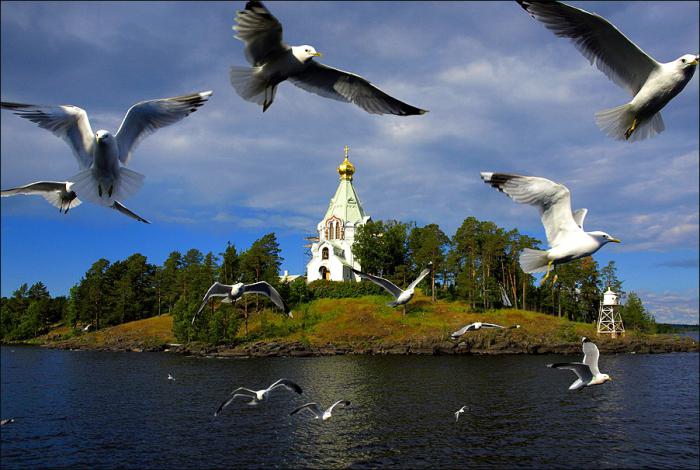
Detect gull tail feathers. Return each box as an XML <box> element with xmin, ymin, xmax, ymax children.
<box><xmin>519</xmin><ymin>248</ymin><xmax>550</xmax><ymax>274</ymax></box>
<box><xmin>69</xmin><ymin>169</ymin><xmax>107</xmax><ymax>206</ymax></box>
<box><xmin>230</xmin><ymin>66</ymin><xmax>268</xmax><ymax>106</ymax></box>
<box><xmin>112</xmin><ymin>168</ymin><xmax>145</xmax><ymax>202</ymax></box>
<box><xmin>42</xmin><ymin>192</ymin><xmax>82</xmax><ymax>211</ymax></box>
<box><xmin>595</xmin><ymin>104</ymin><xmax>665</xmax><ymax>142</ymax></box>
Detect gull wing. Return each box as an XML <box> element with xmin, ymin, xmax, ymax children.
<box><xmin>327</xmin><ymin>400</ymin><xmax>351</xmax><ymax>414</ymax></box>
<box><xmin>451</xmin><ymin>322</ymin><xmax>478</xmax><ymax>338</ymax></box>
<box><xmin>582</xmin><ymin>339</ymin><xmax>601</xmax><ymax>376</ymax></box>
<box><xmin>572</xmin><ymin>208</ymin><xmax>588</xmax><ymax>229</ymax></box>
<box><xmin>1</xmin><ymin>102</ymin><xmax>93</xmax><ymax>169</ymax></box>
<box><xmin>547</xmin><ymin>362</ymin><xmax>593</xmax><ymax>383</ymax></box>
<box><xmin>499</xmin><ymin>284</ymin><xmax>513</xmax><ymax>307</ymax></box>
<box><xmin>1</xmin><ymin>181</ymin><xmax>81</xmax><ymax>211</ymax></box>
<box><xmin>267</xmin><ymin>378</ymin><xmax>303</xmax><ymax>395</ymax></box>
<box><xmin>233</xmin><ymin>0</ymin><xmax>286</xmax><ymax>66</ymax></box>
<box><xmin>480</xmin><ymin>172</ymin><xmax>580</xmax><ymax>247</ymax></box>
<box><xmin>479</xmin><ymin>323</ymin><xmax>506</xmax><ymax>329</ymax></box>
<box><xmin>115</xmin><ymin>91</ymin><xmax>212</xmax><ymax>165</ymax></box>
<box><xmin>407</xmin><ymin>267</ymin><xmax>431</xmax><ymax>291</ymax></box>
<box><xmin>242</xmin><ymin>281</ymin><xmax>291</xmax><ymax>316</ymax></box>
<box><xmin>516</xmin><ymin>0</ymin><xmax>659</xmax><ymax>96</ymax></box>
<box><xmin>214</xmin><ymin>388</ymin><xmax>257</xmax><ymax>416</ymax></box>
<box><xmin>289</xmin><ymin>61</ymin><xmax>427</xmax><ymax>116</ymax></box>
<box><xmin>290</xmin><ymin>402</ymin><xmax>322</xmax><ymax>418</ymax></box>
<box><xmin>351</xmin><ymin>268</ymin><xmax>403</xmax><ymax>299</ymax></box>
<box><xmin>111</xmin><ymin>201</ymin><xmax>150</xmax><ymax>224</ymax></box>
<box><xmin>194</xmin><ymin>282</ymin><xmax>233</xmax><ymax>321</ymax></box>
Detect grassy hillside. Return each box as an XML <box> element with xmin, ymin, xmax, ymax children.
<box><xmin>39</xmin><ymin>291</ymin><xmax>698</xmax><ymax>355</ymax></box>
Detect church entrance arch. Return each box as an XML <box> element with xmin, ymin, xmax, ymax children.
<box><xmin>319</xmin><ymin>266</ymin><xmax>330</xmax><ymax>280</ymax></box>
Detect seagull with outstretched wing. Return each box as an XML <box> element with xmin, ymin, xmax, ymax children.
<box><xmin>450</xmin><ymin>322</ymin><xmax>520</xmax><ymax>340</ymax></box>
<box><xmin>230</xmin><ymin>1</ymin><xmax>427</xmax><ymax>115</ymax></box>
<box><xmin>1</xmin><ymin>91</ymin><xmax>212</xmax><ymax>211</ymax></box>
<box><xmin>290</xmin><ymin>400</ymin><xmax>350</xmax><ymax>422</ymax></box>
<box><xmin>351</xmin><ymin>264</ymin><xmax>431</xmax><ymax>314</ymax></box>
<box><xmin>517</xmin><ymin>0</ymin><xmax>698</xmax><ymax>142</ymax></box>
<box><xmin>481</xmin><ymin>172</ymin><xmax>620</xmax><ymax>284</ymax></box>
<box><xmin>215</xmin><ymin>379</ymin><xmax>303</xmax><ymax>416</ymax></box>
<box><xmin>193</xmin><ymin>281</ymin><xmax>292</xmax><ymax>324</ymax></box>
<box><xmin>548</xmin><ymin>337</ymin><xmax>611</xmax><ymax>390</ymax></box>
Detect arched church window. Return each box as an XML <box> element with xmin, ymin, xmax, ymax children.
<box><xmin>322</xmin><ymin>247</ymin><xmax>329</xmax><ymax>260</ymax></box>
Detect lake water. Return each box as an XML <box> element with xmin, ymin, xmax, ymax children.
<box><xmin>1</xmin><ymin>346</ymin><xmax>698</xmax><ymax>469</ymax></box>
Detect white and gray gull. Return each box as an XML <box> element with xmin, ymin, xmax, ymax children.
<box><xmin>230</xmin><ymin>1</ymin><xmax>427</xmax><ymax>115</ymax></box>
<box><xmin>215</xmin><ymin>379</ymin><xmax>303</xmax><ymax>416</ymax></box>
<box><xmin>193</xmin><ymin>281</ymin><xmax>292</xmax><ymax>324</ymax></box>
<box><xmin>0</xmin><ymin>91</ymin><xmax>212</xmax><ymax>209</ymax></box>
<box><xmin>547</xmin><ymin>337</ymin><xmax>612</xmax><ymax>390</ymax></box>
<box><xmin>351</xmin><ymin>264</ymin><xmax>431</xmax><ymax>312</ymax></box>
<box><xmin>480</xmin><ymin>172</ymin><xmax>620</xmax><ymax>284</ymax></box>
<box><xmin>451</xmin><ymin>322</ymin><xmax>521</xmax><ymax>340</ymax></box>
<box><xmin>290</xmin><ymin>400</ymin><xmax>351</xmax><ymax>422</ymax></box>
<box><xmin>517</xmin><ymin>0</ymin><xmax>698</xmax><ymax>142</ymax></box>
<box><xmin>1</xmin><ymin>180</ymin><xmax>149</xmax><ymax>223</ymax></box>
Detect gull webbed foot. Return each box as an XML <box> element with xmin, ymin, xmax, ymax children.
<box><xmin>624</xmin><ymin>117</ymin><xmax>638</xmax><ymax>140</ymax></box>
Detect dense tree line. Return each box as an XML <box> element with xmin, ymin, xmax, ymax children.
<box><xmin>1</xmin><ymin>217</ymin><xmax>661</xmax><ymax>343</ymax></box>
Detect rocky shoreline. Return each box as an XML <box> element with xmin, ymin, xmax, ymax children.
<box><xmin>43</xmin><ymin>333</ymin><xmax>699</xmax><ymax>357</ymax></box>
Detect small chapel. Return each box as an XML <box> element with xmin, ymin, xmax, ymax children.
<box><xmin>306</xmin><ymin>146</ymin><xmax>370</xmax><ymax>282</ymax></box>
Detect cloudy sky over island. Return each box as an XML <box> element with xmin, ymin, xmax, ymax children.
<box><xmin>1</xmin><ymin>1</ymin><xmax>698</xmax><ymax>323</ymax></box>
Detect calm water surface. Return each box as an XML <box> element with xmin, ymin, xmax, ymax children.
<box><xmin>1</xmin><ymin>346</ymin><xmax>698</xmax><ymax>469</ymax></box>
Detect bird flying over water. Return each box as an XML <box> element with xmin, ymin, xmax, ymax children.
<box><xmin>480</xmin><ymin>172</ymin><xmax>620</xmax><ymax>283</ymax></box>
<box><xmin>451</xmin><ymin>322</ymin><xmax>520</xmax><ymax>340</ymax></box>
<box><xmin>547</xmin><ymin>337</ymin><xmax>611</xmax><ymax>390</ymax></box>
<box><xmin>1</xmin><ymin>180</ymin><xmax>149</xmax><ymax>223</ymax></box>
<box><xmin>215</xmin><ymin>379</ymin><xmax>303</xmax><ymax>416</ymax></box>
<box><xmin>193</xmin><ymin>281</ymin><xmax>292</xmax><ymax>324</ymax></box>
<box><xmin>1</xmin><ymin>91</ymin><xmax>212</xmax><ymax>210</ymax></box>
<box><xmin>0</xmin><ymin>418</ymin><xmax>15</xmax><ymax>426</ymax></box>
<box><xmin>290</xmin><ymin>400</ymin><xmax>351</xmax><ymax>422</ymax></box>
<box><xmin>454</xmin><ymin>406</ymin><xmax>469</xmax><ymax>422</ymax></box>
<box><xmin>230</xmin><ymin>1</ymin><xmax>427</xmax><ymax>115</ymax></box>
<box><xmin>168</xmin><ymin>373</ymin><xmax>176</xmax><ymax>381</ymax></box>
<box><xmin>517</xmin><ymin>0</ymin><xmax>698</xmax><ymax>142</ymax></box>
<box><xmin>351</xmin><ymin>264</ymin><xmax>431</xmax><ymax>313</ymax></box>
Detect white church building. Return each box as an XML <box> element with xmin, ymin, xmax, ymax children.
<box><xmin>306</xmin><ymin>146</ymin><xmax>370</xmax><ymax>282</ymax></box>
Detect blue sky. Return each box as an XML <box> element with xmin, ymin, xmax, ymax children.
<box><xmin>1</xmin><ymin>1</ymin><xmax>698</xmax><ymax>323</ymax></box>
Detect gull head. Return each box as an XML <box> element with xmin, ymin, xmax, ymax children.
<box><xmin>292</xmin><ymin>45</ymin><xmax>322</xmax><ymax>63</ymax></box>
<box><xmin>95</xmin><ymin>130</ymin><xmax>112</xmax><ymax>143</ymax></box>
<box><xmin>589</xmin><ymin>231</ymin><xmax>621</xmax><ymax>245</ymax></box>
<box><xmin>602</xmin><ymin>374</ymin><xmax>612</xmax><ymax>383</ymax></box>
<box><xmin>678</xmin><ymin>54</ymin><xmax>699</xmax><ymax>68</ymax></box>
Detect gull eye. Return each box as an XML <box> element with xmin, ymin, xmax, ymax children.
<box><xmin>681</xmin><ymin>58</ymin><xmax>686</xmax><ymax>63</ymax></box>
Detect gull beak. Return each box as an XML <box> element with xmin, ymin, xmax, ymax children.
<box><xmin>609</xmin><ymin>238</ymin><xmax>621</xmax><ymax>243</ymax></box>
<box><xmin>691</xmin><ymin>57</ymin><xmax>699</xmax><ymax>66</ymax></box>
<box><xmin>311</xmin><ymin>51</ymin><xmax>322</xmax><ymax>58</ymax></box>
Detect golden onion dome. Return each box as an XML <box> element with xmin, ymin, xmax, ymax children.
<box><xmin>337</xmin><ymin>145</ymin><xmax>355</xmax><ymax>180</ymax></box>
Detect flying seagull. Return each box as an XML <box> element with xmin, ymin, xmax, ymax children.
<box><xmin>454</xmin><ymin>406</ymin><xmax>469</xmax><ymax>422</ymax></box>
<box><xmin>517</xmin><ymin>0</ymin><xmax>698</xmax><ymax>142</ymax></box>
<box><xmin>480</xmin><ymin>172</ymin><xmax>620</xmax><ymax>283</ymax></box>
<box><xmin>230</xmin><ymin>1</ymin><xmax>427</xmax><ymax>115</ymax></box>
<box><xmin>215</xmin><ymin>378</ymin><xmax>303</xmax><ymax>416</ymax></box>
<box><xmin>290</xmin><ymin>400</ymin><xmax>351</xmax><ymax>422</ymax></box>
<box><xmin>168</xmin><ymin>373</ymin><xmax>176</xmax><ymax>381</ymax></box>
<box><xmin>1</xmin><ymin>180</ymin><xmax>149</xmax><ymax>223</ymax></box>
<box><xmin>351</xmin><ymin>264</ymin><xmax>431</xmax><ymax>314</ymax></box>
<box><xmin>548</xmin><ymin>337</ymin><xmax>611</xmax><ymax>390</ymax></box>
<box><xmin>0</xmin><ymin>91</ymin><xmax>212</xmax><ymax>208</ymax></box>
<box><xmin>193</xmin><ymin>281</ymin><xmax>292</xmax><ymax>324</ymax></box>
<box><xmin>451</xmin><ymin>322</ymin><xmax>520</xmax><ymax>340</ymax></box>
<box><xmin>0</xmin><ymin>418</ymin><xmax>15</xmax><ymax>426</ymax></box>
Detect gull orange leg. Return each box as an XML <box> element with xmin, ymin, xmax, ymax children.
<box><xmin>624</xmin><ymin>117</ymin><xmax>638</xmax><ymax>140</ymax></box>
<box><xmin>540</xmin><ymin>260</ymin><xmax>554</xmax><ymax>286</ymax></box>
